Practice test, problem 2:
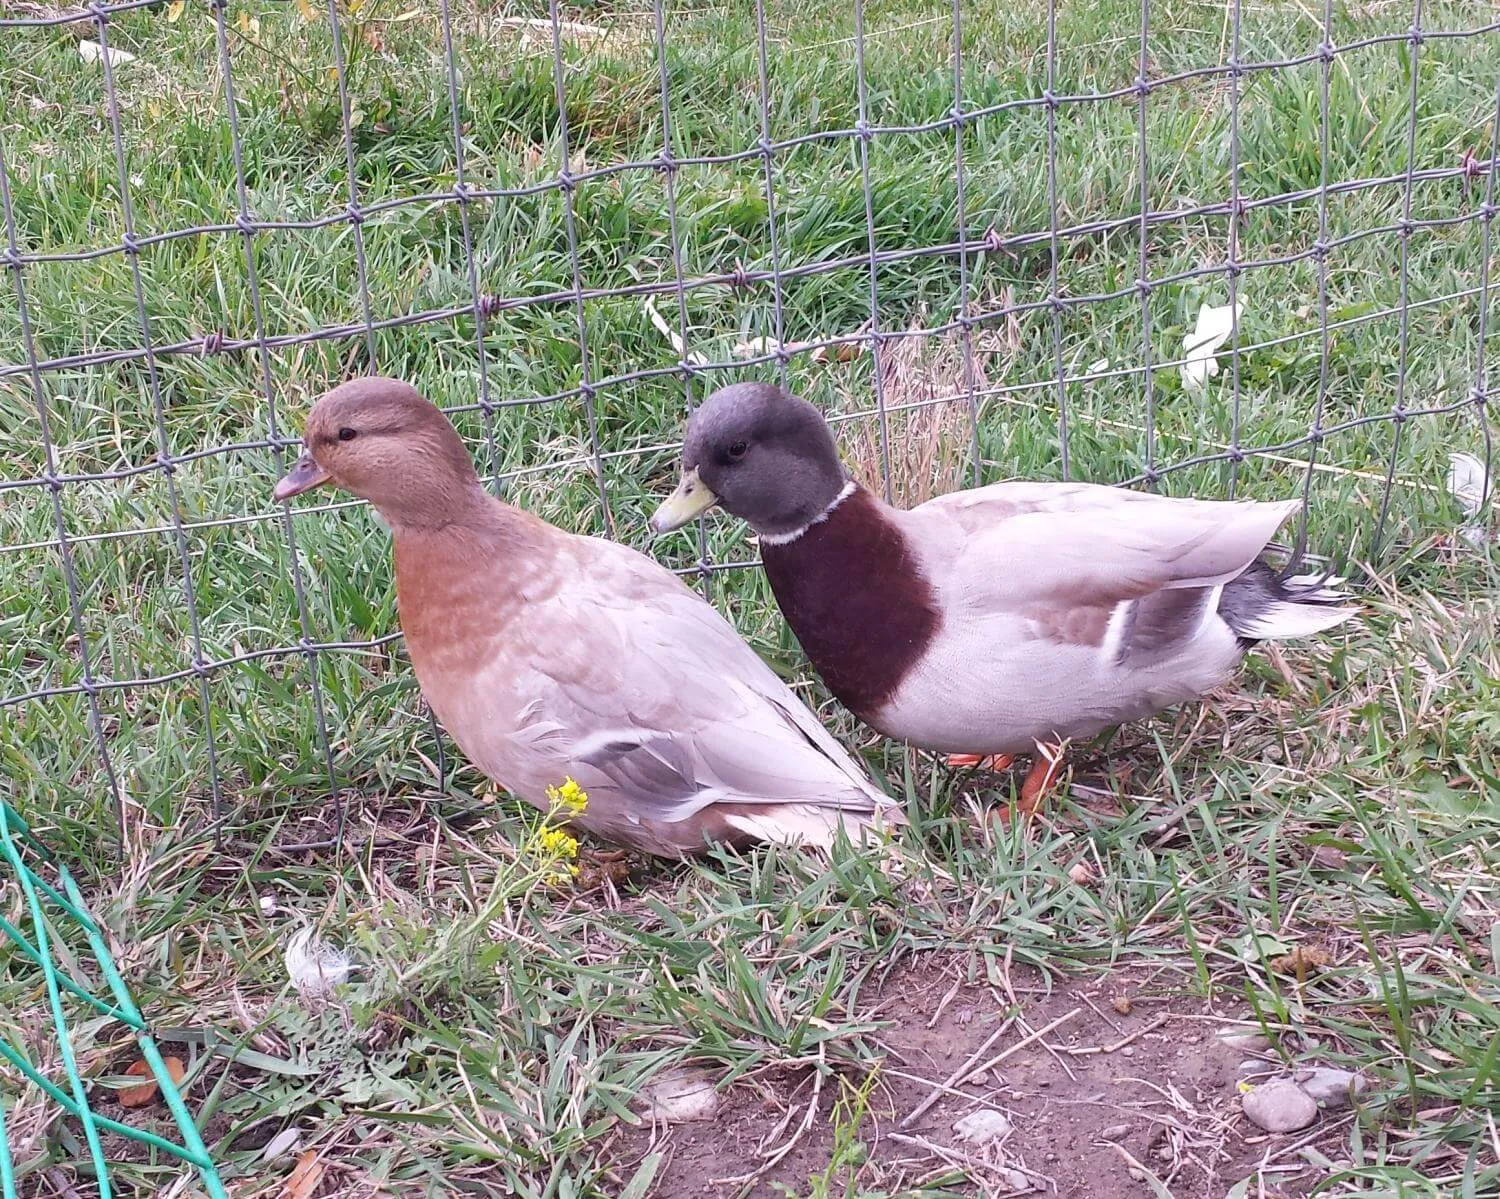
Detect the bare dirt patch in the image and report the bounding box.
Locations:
[617,955,1356,1198]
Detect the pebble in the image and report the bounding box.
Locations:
[968,1069,990,1086]
[1001,1167,1031,1192]
[953,1109,1014,1145]
[1216,1029,1272,1054]
[1241,1079,1318,1132]
[1099,1124,1130,1141]
[1294,1066,1367,1110]
[1120,1046,1135,1058]
[637,1067,718,1123]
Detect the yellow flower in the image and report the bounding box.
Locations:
[525,822,580,884]
[544,777,589,818]
[533,826,580,860]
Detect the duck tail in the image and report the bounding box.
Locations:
[1219,560,1358,645]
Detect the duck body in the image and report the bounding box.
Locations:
[652,382,1357,762]
[759,480,1342,755]
[275,377,900,858]
[393,507,895,854]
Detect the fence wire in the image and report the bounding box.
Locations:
[0,0,1496,850]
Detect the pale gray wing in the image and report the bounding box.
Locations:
[512,538,889,829]
[912,482,1298,608]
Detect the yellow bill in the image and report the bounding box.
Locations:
[649,466,719,533]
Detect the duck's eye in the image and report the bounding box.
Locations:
[727,440,748,459]
[337,427,358,442]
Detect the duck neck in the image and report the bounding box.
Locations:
[758,480,858,546]
[391,495,551,674]
[758,484,941,723]
[376,476,492,536]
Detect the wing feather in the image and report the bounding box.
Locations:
[913,482,1298,610]
[517,537,893,830]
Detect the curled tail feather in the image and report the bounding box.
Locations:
[1219,561,1358,644]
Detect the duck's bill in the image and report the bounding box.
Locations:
[649,467,719,533]
[274,453,331,502]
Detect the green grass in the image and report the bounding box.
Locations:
[1,0,1498,1195]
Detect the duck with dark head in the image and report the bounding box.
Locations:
[651,381,1357,815]
[275,376,903,858]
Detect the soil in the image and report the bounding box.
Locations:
[615,955,1347,1199]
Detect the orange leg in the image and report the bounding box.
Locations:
[1016,741,1066,816]
[945,752,1017,772]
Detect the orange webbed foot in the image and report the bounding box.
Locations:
[946,752,1017,772]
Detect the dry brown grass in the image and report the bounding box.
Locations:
[837,301,1022,508]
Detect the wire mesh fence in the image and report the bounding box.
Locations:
[0,802,229,1199]
[0,0,1496,866]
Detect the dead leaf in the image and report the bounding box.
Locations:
[1309,846,1348,871]
[117,1060,158,1107]
[1448,452,1489,516]
[1067,861,1094,885]
[1270,945,1332,978]
[1181,299,1244,390]
[643,297,709,367]
[78,40,136,67]
[166,0,185,21]
[280,1149,325,1199]
[1000,284,1021,353]
[116,1056,184,1107]
[810,340,863,364]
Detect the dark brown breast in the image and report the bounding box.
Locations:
[759,487,941,722]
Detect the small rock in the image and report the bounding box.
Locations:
[1001,1167,1030,1192]
[1099,1123,1130,1141]
[1237,1059,1276,1079]
[968,1069,990,1086]
[1068,861,1094,885]
[1294,1067,1367,1109]
[1120,1046,1135,1058]
[953,1109,1014,1145]
[1216,1029,1271,1053]
[637,1067,718,1123]
[1241,1080,1318,1133]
